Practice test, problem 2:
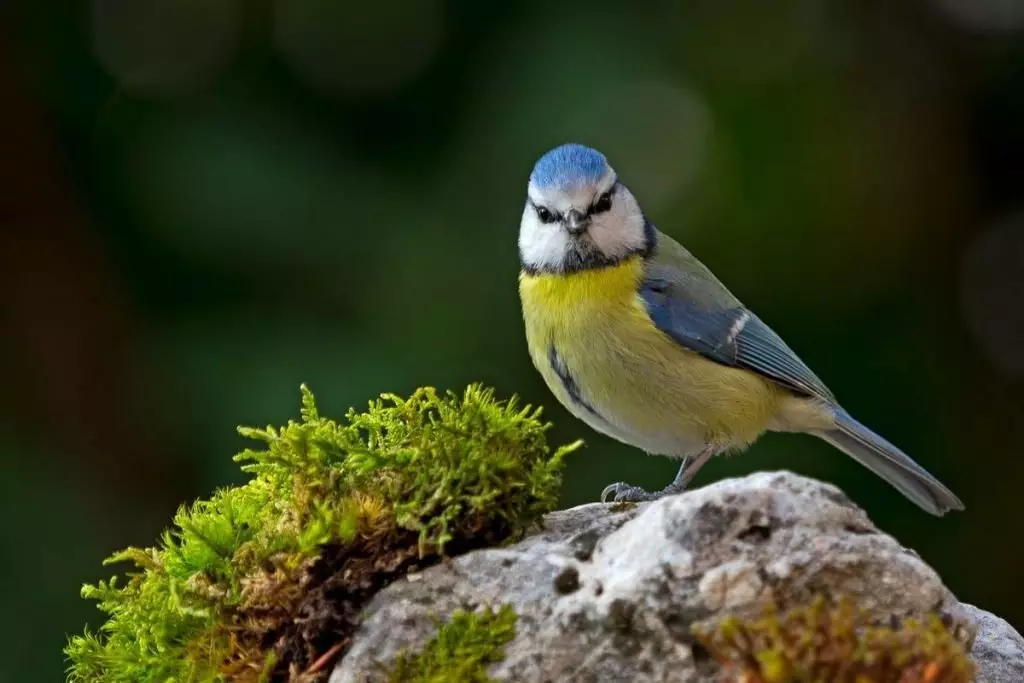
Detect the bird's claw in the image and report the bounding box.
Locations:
[600,482,658,503]
[600,478,691,503]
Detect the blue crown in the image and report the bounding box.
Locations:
[530,144,608,189]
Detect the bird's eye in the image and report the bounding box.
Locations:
[593,191,613,214]
[535,205,556,223]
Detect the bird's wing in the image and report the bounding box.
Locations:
[640,230,835,401]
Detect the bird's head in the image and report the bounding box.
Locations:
[519,143,652,274]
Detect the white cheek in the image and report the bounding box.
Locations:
[588,200,646,259]
[519,212,569,270]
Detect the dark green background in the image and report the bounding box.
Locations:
[3,2,1024,681]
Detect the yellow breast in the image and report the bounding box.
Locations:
[518,257,782,455]
[519,258,644,316]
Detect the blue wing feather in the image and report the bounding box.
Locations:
[640,280,835,401]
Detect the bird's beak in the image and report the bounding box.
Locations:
[564,209,590,236]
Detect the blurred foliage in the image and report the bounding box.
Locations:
[2,1,1023,681]
[65,385,575,681]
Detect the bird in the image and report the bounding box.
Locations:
[517,142,964,515]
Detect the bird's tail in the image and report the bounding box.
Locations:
[816,409,964,516]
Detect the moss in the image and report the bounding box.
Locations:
[386,605,517,683]
[692,595,974,683]
[65,384,581,683]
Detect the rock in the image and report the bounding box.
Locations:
[961,603,1024,683]
[331,471,1019,683]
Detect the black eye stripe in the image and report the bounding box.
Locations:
[590,185,615,215]
[531,201,559,224]
[529,185,616,223]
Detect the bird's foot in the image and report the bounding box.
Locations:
[600,479,687,504]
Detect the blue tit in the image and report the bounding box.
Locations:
[517,143,964,515]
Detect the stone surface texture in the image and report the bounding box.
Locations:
[330,471,1021,683]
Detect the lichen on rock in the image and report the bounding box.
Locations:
[65,385,580,682]
[386,605,517,683]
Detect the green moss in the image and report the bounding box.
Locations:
[65,385,581,683]
[386,605,517,683]
[692,595,974,683]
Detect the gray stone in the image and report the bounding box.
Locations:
[962,603,1024,683]
[331,471,1019,682]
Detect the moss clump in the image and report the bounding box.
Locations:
[692,595,974,683]
[66,384,581,683]
[386,605,517,683]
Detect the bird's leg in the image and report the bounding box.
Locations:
[680,445,715,488]
[600,445,716,503]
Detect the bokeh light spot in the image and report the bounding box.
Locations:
[91,0,240,96]
[274,0,444,97]
[574,80,714,214]
[126,107,358,265]
[670,0,829,87]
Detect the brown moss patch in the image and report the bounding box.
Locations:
[692,595,974,683]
